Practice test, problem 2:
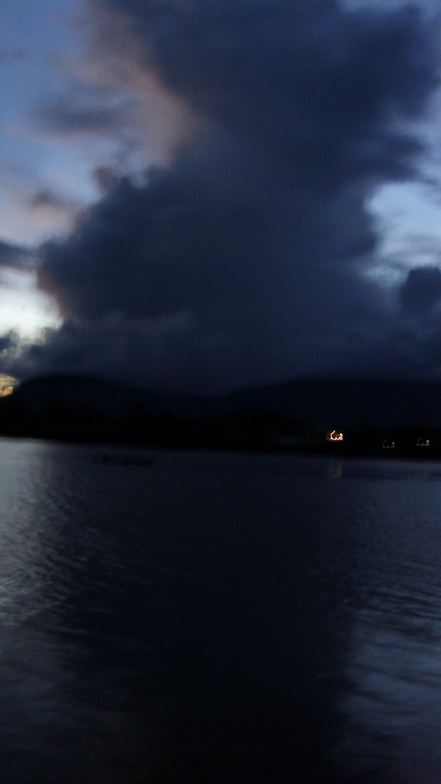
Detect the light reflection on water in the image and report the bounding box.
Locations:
[2,442,441,781]
[337,612,441,782]
[0,439,52,623]
[330,464,441,782]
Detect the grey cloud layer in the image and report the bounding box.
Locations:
[0,240,33,269]
[400,266,441,313]
[34,98,127,135]
[10,0,441,390]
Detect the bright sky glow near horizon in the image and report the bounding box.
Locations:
[2,0,441,390]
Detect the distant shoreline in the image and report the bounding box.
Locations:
[1,427,441,462]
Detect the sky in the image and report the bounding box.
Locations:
[2,0,441,393]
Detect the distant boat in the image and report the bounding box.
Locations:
[92,453,154,466]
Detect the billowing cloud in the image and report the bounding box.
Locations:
[18,0,441,391]
[113,0,436,183]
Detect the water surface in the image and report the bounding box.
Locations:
[1,440,441,782]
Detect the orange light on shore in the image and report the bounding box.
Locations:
[327,430,343,442]
[0,374,19,397]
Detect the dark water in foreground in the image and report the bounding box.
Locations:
[1,440,441,783]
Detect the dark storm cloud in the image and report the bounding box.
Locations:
[40,168,268,322]
[97,0,438,189]
[28,0,441,390]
